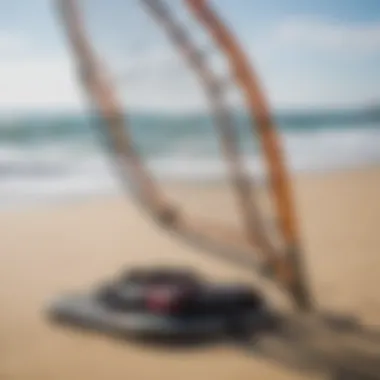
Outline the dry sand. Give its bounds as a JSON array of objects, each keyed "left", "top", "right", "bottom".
[{"left": 1, "top": 167, "right": 380, "bottom": 380}]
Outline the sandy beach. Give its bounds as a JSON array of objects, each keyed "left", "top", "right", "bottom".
[{"left": 1, "top": 167, "right": 380, "bottom": 380}]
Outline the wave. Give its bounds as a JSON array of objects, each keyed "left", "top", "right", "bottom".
[
  {"left": 0, "top": 124, "right": 379, "bottom": 208},
  {"left": 1, "top": 109, "right": 379, "bottom": 144}
]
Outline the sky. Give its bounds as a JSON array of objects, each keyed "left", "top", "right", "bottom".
[{"left": 1, "top": 0, "right": 380, "bottom": 113}]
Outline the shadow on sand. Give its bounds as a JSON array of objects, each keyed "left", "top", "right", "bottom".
[
  {"left": 237, "top": 311, "right": 380, "bottom": 379},
  {"left": 49, "top": 307, "right": 380, "bottom": 379},
  {"left": 136, "top": 311, "right": 380, "bottom": 379}
]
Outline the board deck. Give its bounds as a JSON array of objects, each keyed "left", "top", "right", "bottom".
[{"left": 46, "top": 291, "right": 228, "bottom": 338}]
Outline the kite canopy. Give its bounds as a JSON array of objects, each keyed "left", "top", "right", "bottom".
[{"left": 56, "top": 0, "right": 313, "bottom": 311}]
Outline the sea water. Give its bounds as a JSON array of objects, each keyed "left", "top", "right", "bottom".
[{"left": 0, "top": 109, "right": 379, "bottom": 209}]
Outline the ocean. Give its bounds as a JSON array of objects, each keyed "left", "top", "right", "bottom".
[{"left": 0, "top": 108, "right": 379, "bottom": 209}]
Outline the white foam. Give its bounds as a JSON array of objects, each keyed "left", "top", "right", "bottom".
[
  {"left": 284, "top": 127, "right": 380, "bottom": 172},
  {"left": 0, "top": 127, "right": 379, "bottom": 208},
  {"left": 148, "top": 127, "right": 380, "bottom": 180}
]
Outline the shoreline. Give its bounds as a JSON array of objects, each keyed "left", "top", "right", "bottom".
[{"left": 2, "top": 163, "right": 380, "bottom": 215}]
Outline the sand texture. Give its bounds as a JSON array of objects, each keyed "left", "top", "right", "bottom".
[{"left": 1, "top": 168, "right": 380, "bottom": 379}]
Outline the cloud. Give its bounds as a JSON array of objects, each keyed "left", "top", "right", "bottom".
[
  {"left": 241, "top": 17, "right": 380, "bottom": 109},
  {"left": 0, "top": 25, "right": 232, "bottom": 113},
  {"left": 274, "top": 17, "right": 380, "bottom": 54},
  {"left": 0, "top": 30, "right": 80, "bottom": 112},
  {"left": 0, "top": 34, "right": 207, "bottom": 113},
  {"left": 0, "top": 56, "right": 84, "bottom": 112},
  {"left": 1, "top": 13, "right": 379, "bottom": 114},
  {"left": 0, "top": 0, "right": 236, "bottom": 113}
]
